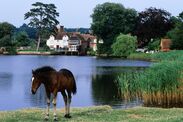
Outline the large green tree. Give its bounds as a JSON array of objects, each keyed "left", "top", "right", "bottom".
[
  {"left": 17, "top": 23, "right": 37, "bottom": 39},
  {"left": 0, "top": 22, "right": 16, "bottom": 54},
  {"left": 24, "top": 2, "right": 59, "bottom": 51},
  {"left": 167, "top": 11, "right": 183, "bottom": 49},
  {"left": 0, "top": 22, "right": 15, "bottom": 39},
  {"left": 15, "top": 31, "right": 32, "bottom": 47},
  {"left": 0, "top": 22, "right": 15, "bottom": 46},
  {"left": 91, "top": 2, "right": 137, "bottom": 55},
  {"left": 134, "top": 7, "right": 174, "bottom": 47}
]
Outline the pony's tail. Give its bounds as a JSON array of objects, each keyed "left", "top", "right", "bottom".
[{"left": 72, "top": 76, "right": 77, "bottom": 95}]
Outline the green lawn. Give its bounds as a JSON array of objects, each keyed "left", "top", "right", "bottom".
[{"left": 1, "top": 106, "right": 183, "bottom": 122}]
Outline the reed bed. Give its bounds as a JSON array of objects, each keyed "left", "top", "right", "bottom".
[
  {"left": 138, "top": 61, "right": 183, "bottom": 107},
  {"left": 116, "top": 51, "right": 183, "bottom": 107}
]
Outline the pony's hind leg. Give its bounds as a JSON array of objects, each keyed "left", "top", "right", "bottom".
[
  {"left": 61, "top": 91, "right": 68, "bottom": 117},
  {"left": 65, "top": 91, "right": 72, "bottom": 118}
]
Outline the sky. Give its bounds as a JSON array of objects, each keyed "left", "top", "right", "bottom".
[{"left": 0, "top": 0, "right": 182, "bottom": 28}]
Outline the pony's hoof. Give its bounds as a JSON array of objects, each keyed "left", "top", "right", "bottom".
[
  {"left": 53, "top": 116, "right": 58, "bottom": 121},
  {"left": 44, "top": 116, "right": 49, "bottom": 121},
  {"left": 64, "top": 114, "right": 72, "bottom": 118}
]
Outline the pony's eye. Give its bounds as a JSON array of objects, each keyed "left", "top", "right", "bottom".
[{"left": 32, "top": 77, "right": 34, "bottom": 82}]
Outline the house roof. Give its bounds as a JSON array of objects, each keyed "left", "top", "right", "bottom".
[
  {"left": 52, "top": 25, "right": 96, "bottom": 42},
  {"left": 55, "top": 32, "right": 68, "bottom": 40},
  {"left": 81, "top": 34, "right": 96, "bottom": 41},
  {"left": 70, "top": 36, "right": 79, "bottom": 40}
]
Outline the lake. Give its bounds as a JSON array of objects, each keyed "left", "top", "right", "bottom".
[{"left": 0, "top": 55, "right": 151, "bottom": 110}]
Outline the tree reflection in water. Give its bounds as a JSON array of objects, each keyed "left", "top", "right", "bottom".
[
  {"left": 91, "top": 66, "right": 146, "bottom": 108},
  {"left": 0, "top": 72, "right": 13, "bottom": 92},
  {"left": 92, "top": 73, "right": 121, "bottom": 105}
]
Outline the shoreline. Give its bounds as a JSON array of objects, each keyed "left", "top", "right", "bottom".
[{"left": 2, "top": 51, "right": 153, "bottom": 61}]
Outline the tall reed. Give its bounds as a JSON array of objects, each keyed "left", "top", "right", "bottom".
[
  {"left": 137, "top": 61, "right": 183, "bottom": 107},
  {"left": 116, "top": 72, "right": 141, "bottom": 100}
]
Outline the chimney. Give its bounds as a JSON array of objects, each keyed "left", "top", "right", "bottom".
[
  {"left": 57, "top": 25, "right": 64, "bottom": 33},
  {"left": 60, "top": 26, "right": 64, "bottom": 32}
]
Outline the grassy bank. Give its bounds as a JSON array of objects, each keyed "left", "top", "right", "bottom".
[
  {"left": 1, "top": 106, "right": 183, "bottom": 122},
  {"left": 128, "top": 50, "right": 183, "bottom": 61},
  {"left": 128, "top": 53, "right": 152, "bottom": 61}
]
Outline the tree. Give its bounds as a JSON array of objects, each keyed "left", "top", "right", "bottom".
[
  {"left": 147, "top": 38, "right": 160, "bottom": 51},
  {"left": 0, "top": 22, "right": 16, "bottom": 54},
  {"left": 0, "top": 22, "right": 15, "bottom": 46},
  {"left": 24, "top": 2, "right": 59, "bottom": 51},
  {"left": 134, "top": 7, "right": 174, "bottom": 47},
  {"left": 111, "top": 34, "right": 137, "bottom": 57},
  {"left": 0, "top": 35, "right": 12, "bottom": 47},
  {"left": 0, "top": 22, "right": 15, "bottom": 39},
  {"left": 15, "top": 31, "right": 32, "bottom": 47},
  {"left": 167, "top": 12, "right": 183, "bottom": 49},
  {"left": 17, "top": 23, "right": 37, "bottom": 39},
  {"left": 91, "top": 2, "right": 137, "bottom": 55},
  {"left": 179, "top": 11, "right": 183, "bottom": 21}
]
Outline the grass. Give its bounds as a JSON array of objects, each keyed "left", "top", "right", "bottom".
[
  {"left": 128, "top": 53, "right": 152, "bottom": 61},
  {"left": 151, "top": 50, "right": 183, "bottom": 61},
  {"left": 1, "top": 106, "right": 183, "bottom": 122},
  {"left": 128, "top": 50, "right": 183, "bottom": 61}
]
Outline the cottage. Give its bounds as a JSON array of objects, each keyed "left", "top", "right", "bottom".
[{"left": 46, "top": 26, "right": 69, "bottom": 51}]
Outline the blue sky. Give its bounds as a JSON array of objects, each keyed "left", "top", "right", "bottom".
[{"left": 0, "top": 0, "right": 182, "bottom": 28}]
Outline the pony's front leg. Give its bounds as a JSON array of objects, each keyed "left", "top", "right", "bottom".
[
  {"left": 53, "top": 94, "right": 58, "bottom": 121},
  {"left": 45, "top": 93, "right": 51, "bottom": 120},
  {"left": 45, "top": 98, "right": 50, "bottom": 120}
]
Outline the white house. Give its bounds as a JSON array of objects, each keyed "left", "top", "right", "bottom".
[
  {"left": 46, "top": 25, "right": 70, "bottom": 51},
  {"left": 46, "top": 35, "right": 69, "bottom": 50}
]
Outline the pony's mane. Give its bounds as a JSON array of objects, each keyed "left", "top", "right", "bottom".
[{"left": 34, "top": 66, "right": 56, "bottom": 74}]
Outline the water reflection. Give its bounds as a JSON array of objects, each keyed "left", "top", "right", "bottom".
[
  {"left": 0, "top": 72, "right": 13, "bottom": 92},
  {"left": 25, "top": 84, "right": 47, "bottom": 108},
  {"left": 91, "top": 67, "right": 146, "bottom": 108},
  {"left": 92, "top": 74, "right": 121, "bottom": 105}
]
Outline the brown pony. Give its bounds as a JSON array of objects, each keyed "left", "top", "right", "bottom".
[{"left": 31, "top": 66, "right": 77, "bottom": 121}]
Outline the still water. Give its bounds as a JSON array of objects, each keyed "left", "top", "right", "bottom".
[{"left": 0, "top": 55, "right": 151, "bottom": 110}]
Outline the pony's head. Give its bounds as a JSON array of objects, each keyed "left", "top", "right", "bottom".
[
  {"left": 31, "top": 70, "right": 42, "bottom": 94},
  {"left": 31, "top": 66, "right": 56, "bottom": 94}
]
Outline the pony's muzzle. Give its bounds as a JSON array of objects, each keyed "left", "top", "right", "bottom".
[{"left": 31, "top": 89, "right": 36, "bottom": 94}]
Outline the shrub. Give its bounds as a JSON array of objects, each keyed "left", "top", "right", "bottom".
[
  {"left": 147, "top": 38, "right": 160, "bottom": 51},
  {"left": 112, "top": 34, "right": 137, "bottom": 57}
]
